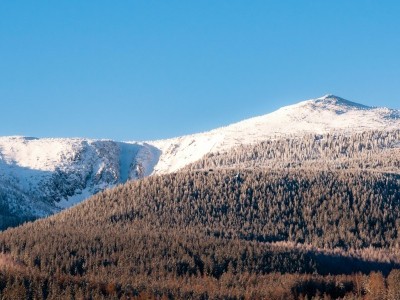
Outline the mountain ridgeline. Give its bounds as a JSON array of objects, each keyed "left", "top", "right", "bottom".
[{"left": 0, "top": 95, "right": 400, "bottom": 299}]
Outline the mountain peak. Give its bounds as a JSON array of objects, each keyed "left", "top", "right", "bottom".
[
  {"left": 319, "top": 94, "right": 341, "bottom": 99},
  {"left": 311, "top": 94, "right": 371, "bottom": 110}
]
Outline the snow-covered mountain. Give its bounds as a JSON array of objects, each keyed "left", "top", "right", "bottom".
[{"left": 0, "top": 95, "right": 399, "bottom": 228}]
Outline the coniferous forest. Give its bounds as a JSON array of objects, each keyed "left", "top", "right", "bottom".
[{"left": 0, "top": 130, "right": 400, "bottom": 299}]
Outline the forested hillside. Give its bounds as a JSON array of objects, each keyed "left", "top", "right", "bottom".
[{"left": 1, "top": 169, "right": 400, "bottom": 299}]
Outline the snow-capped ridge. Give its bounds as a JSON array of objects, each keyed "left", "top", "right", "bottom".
[{"left": 0, "top": 138, "right": 161, "bottom": 220}]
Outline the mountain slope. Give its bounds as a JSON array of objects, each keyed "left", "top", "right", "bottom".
[{"left": 0, "top": 95, "right": 399, "bottom": 229}]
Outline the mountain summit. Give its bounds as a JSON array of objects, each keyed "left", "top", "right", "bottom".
[
  {"left": 0, "top": 95, "right": 399, "bottom": 229},
  {"left": 309, "top": 94, "right": 370, "bottom": 110}
]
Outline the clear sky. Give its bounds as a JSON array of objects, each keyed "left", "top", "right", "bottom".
[{"left": 1, "top": 1, "right": 399, "bottom": 141}]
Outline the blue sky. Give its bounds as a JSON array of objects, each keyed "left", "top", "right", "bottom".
[{"left": 1, "top": 1, "right": 399, "bottom": 141}]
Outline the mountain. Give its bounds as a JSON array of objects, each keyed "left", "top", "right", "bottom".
[
  {"left": 0, "top": 95, "right": 399, "bottom": 229},
  {"left": 0, "top": 95, "right": 400, "bottom": 298}
]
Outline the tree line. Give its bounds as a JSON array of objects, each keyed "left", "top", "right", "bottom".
[{"left": 188, "top": 129, "right": 400, "bottom": 172}]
